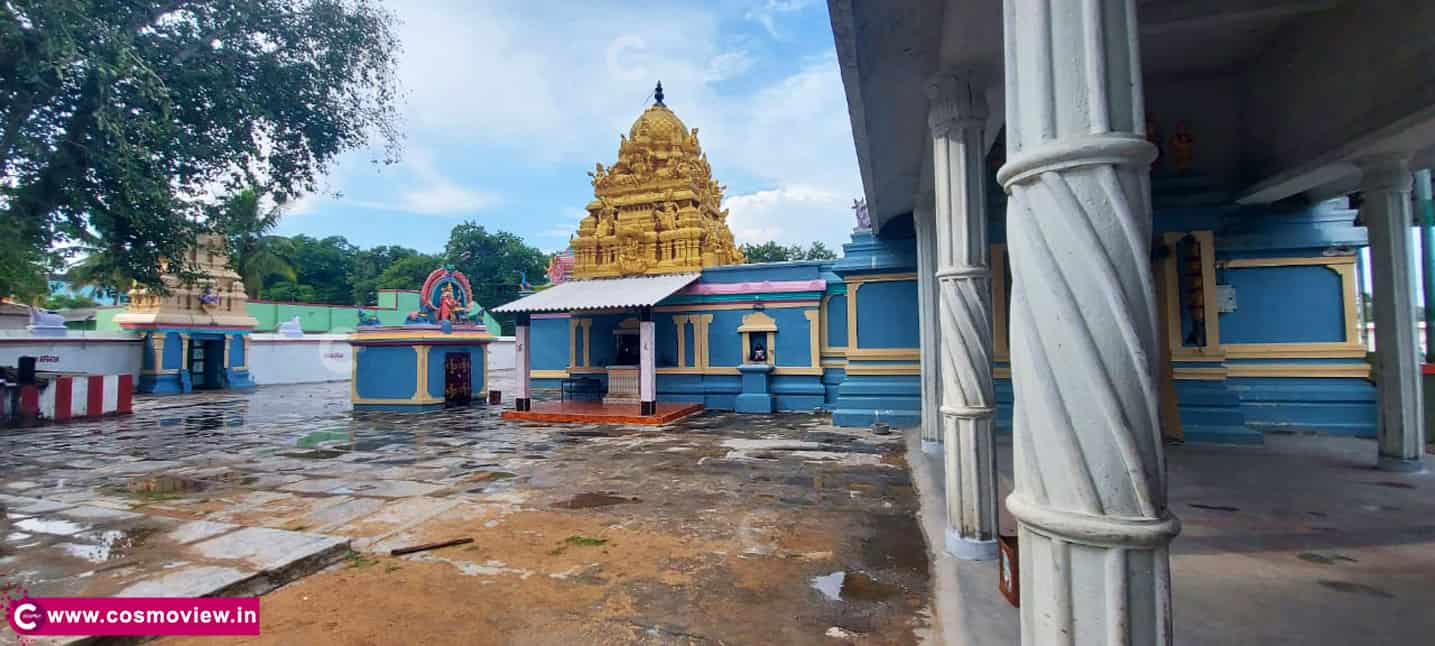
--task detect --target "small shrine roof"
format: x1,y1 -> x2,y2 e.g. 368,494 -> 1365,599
493,273 -> 700,314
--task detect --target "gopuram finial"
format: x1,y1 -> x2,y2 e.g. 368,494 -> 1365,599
654,81 -> 664,106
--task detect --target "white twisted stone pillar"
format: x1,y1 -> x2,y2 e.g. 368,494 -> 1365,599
998,1 -> 1180,643
914,192 -> 944,451
929,72 -> 999,561
1361,156 -> 1426,472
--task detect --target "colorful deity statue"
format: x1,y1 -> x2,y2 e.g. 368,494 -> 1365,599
569,82 -> 744,279
401,265 -> 484,328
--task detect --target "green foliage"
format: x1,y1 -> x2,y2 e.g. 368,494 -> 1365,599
349,245 -> 423,305
262,281 -> 319,303
64,248 -> 132,302
259,235 -> 358,303
376,254 -> 441,291
444,223 -> 548,334
213,189 -> 297,298
0,0 -> 402,298
740,241 -> 839,263
43,292 -> 98,310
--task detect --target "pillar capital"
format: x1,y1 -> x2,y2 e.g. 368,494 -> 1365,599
926,72 -> 988,136
1358,155 -> 1414,193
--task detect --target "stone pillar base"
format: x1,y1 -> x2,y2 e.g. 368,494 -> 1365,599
640,400 -> 656,416
945,530 -> 999,561
1378,455 -> 1426,473
921,440 -> 943,455
515,398 -> 531,412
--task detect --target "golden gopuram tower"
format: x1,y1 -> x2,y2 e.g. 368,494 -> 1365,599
570,82 -> 744,279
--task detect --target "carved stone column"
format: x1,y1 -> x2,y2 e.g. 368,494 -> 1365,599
998,1 -> 1180,643
1360,156 -> 1426,472
928,72 -> 999,561
514,313 -> 531,412
914,191 -> 943,451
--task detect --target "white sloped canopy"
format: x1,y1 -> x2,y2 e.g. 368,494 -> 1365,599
492,273 -> 700,314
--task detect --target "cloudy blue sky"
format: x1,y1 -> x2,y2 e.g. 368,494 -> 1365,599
275,0 -> 861,255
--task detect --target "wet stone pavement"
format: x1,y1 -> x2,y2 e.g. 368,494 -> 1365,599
2,375 -> 931,645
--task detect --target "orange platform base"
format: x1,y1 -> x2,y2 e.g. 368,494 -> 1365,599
501,400 -> 703,425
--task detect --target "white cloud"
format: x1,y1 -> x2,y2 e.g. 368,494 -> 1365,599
282,147 -> 495,217
303,2 -> 863,248
744,0 -> 818,38
704,50 -> 756,81
723,185 -> 852,247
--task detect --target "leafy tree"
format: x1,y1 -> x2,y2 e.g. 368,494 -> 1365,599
213,189 -> 297,298
740,241 -> 794,263
350,245 -> 422,305
376,254 -> 441,291
64,247 -> 132,303
740,241 -> 839,263
261,234 -> 357,303
262,281 -> 319,303
803,241 -> 838,260
444,223 -> 547,334
44,292 -> 98,310
0,0 -> 402,298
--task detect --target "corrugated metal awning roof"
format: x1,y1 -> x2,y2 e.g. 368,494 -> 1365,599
493,273 -> 700,314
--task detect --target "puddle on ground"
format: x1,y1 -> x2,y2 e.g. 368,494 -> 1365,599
862,513 -> 928,574
297,430 -> 353,448
277,449 -> 348,460
14,517 -> 88,536
56,526 -> 158,563
812,571 -> 845,601
839,571 -> 899,601
552,492 -> 640,509
810,570 -> 899,602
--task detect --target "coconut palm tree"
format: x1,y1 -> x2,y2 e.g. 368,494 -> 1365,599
213,189 -> 297,298
65,247 -> 133,303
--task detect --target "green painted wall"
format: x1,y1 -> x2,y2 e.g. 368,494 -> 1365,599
94,289 -> 503,334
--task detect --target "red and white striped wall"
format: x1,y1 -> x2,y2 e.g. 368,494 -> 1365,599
37,374 -> 134,422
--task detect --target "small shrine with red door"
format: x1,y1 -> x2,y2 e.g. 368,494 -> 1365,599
348,265 -> 495,411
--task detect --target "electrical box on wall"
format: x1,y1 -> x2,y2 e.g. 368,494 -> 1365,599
1216,285 -> 1237,313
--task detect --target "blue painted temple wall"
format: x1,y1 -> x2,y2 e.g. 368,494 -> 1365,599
353,342 -> 489,411
137,329 -> 254,395
527,187 -> 1376,442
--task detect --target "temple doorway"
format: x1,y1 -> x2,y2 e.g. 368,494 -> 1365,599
189,337 -> 225,390
443,352 -> 472,407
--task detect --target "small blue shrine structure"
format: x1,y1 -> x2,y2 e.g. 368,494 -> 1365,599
114,234 -> 257,394
349,266 -> 495,412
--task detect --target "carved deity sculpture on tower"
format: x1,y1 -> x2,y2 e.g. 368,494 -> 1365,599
568,82 -> 745,279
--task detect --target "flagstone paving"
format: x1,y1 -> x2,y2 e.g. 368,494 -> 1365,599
2,374 -> 931,645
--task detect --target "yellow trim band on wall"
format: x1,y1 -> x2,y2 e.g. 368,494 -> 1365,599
846,347 -> 920,360
1223,343 -> 1368,359
1225,363 -> 1371,379
1172,366 -> 1227,380
531,369 -> 570,379
845,364 -> 921,376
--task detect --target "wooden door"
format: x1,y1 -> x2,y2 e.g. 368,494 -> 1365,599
444,352 -> 472,407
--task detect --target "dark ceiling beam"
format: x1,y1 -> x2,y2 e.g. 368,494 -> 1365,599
1139,0 -> 1342,36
